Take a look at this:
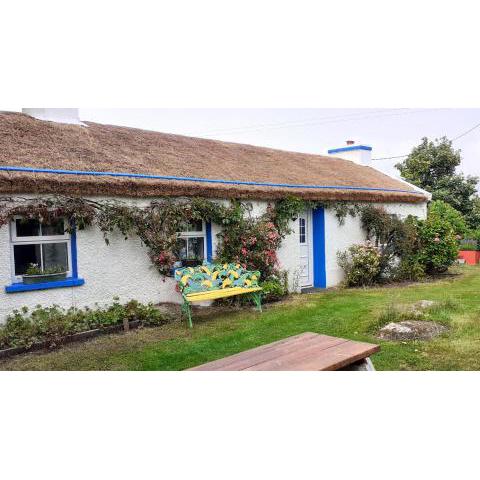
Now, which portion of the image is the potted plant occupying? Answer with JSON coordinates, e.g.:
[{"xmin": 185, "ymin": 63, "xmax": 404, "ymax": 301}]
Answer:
[
  {"xmin": 181, "ymin": 258, "xmax": 203, "ymax": 268},
  {"xmin": 22, "ymin": 263, "xmax": 67, "ymax": 284},
  {"xmin": 458, "ymin": 236, "xmax": 480, "ymax": 265}
]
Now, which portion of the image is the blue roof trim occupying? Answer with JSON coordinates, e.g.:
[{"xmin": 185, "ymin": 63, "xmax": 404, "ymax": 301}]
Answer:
[
  {"xmin": 328, "ymin": 145, "xmax": 372, "ymax": 154},
  {"xmin": 5, "ymin": 277, "xmax": 85, "ymax": 293},
  {"xmin": 0, "ymin": 165, "xmax": 424, "ymax": 196}
]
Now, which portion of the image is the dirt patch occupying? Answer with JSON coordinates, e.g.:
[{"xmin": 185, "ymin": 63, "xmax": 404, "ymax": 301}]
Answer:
[{"xmin": 378, "ymin": 320, "xmax": 447, "ymax": 341}]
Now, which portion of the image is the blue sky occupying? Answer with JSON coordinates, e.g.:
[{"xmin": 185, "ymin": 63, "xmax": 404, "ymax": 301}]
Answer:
[{"xmin": 79, "ymin": 109, "xmax": 480, "ymax": 181}]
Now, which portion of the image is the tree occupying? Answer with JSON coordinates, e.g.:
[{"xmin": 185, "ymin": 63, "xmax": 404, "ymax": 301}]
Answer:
[
  {"xmin": 432, "ymin": 174, "xmax": 479, "ymax": 220},
  {"xmin": 428, "ymin": 200, "xmax": 468, "ymax": 236},
  {"xmin": 396, "ymin": 137, "xmax": 480, "ymax": 228}
]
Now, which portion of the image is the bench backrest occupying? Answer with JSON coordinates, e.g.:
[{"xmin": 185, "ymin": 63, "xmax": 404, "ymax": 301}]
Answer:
[{"xmin": 175, "ymin": 262, "xmax": 261, "ymax": 295}]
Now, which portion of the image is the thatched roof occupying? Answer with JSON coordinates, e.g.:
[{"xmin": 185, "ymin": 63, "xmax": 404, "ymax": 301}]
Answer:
[{"xmin": 0, "ymin": 112, "xmax": 426, "ymax": 203}]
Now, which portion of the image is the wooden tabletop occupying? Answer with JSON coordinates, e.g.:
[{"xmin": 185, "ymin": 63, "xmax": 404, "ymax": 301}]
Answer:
[{"xmin": 188, "ymin": 332, "xmax": 380, "ymax": 371}]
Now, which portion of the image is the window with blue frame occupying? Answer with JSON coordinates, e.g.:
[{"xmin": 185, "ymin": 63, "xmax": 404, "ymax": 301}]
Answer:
[
  {"xmin": 176, "ymin": 220, "xmax": 206, "ymax": 267},
  {"xmin": 10, "ymin": 217, "xmax": 71, "ymax": 281},
  {"xmin": 5, "ymin": 217, "xmax": 84, "ymax": 293}
]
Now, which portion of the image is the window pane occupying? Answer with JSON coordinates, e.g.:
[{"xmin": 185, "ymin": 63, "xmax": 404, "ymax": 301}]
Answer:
[
  {"xmin": 13, "ymin": 244, "xmax": 41, "ymax": 275},
  {"xmin": 178, "ymin": 220, "xmax": 203, "ymax": 233},
  {"xmin": 176, "ymin": 238, "xmax": 188, "ymax": 260},
  {"xmin": 187, "ymin": 237, "xmax": 204, "ymax": 260},
  {"xmin": 16, "ymin": 219, "xmax": 40, "ymax": 237},
  {"xmin": 299, "ymin": 218, "xmax": 306, "ymax": 244},
  {"xmin": 42, "ymin": 242, "xmax": 68, "ymax": 271},
  {"xmin": 42, "ymin": 219, "xmax": 65, "ymax": 236}
]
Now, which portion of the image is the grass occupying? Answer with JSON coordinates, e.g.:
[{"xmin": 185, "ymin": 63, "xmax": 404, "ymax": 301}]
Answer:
[{"xmin": 1, "ymin": 265, "xmax": 480, "ymax": 371}]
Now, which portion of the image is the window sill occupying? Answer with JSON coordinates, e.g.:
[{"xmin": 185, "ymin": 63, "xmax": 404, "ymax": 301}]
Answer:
[{"xmin": 5, "ymin": 277, "xmax": 85, "ymax": 294}]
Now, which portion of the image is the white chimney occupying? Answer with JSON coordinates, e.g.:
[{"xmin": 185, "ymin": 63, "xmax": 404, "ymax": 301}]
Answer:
[
  {"xmin": 22, "ymin": 108, "xmax": 84, "ymax": 125},
  {"xmin": 328, "ymin": 140, "xmax": 372, "ymax": 167}
]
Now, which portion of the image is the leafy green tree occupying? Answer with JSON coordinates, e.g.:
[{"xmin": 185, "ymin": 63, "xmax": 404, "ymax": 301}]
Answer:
[
  {"xmin": 428, "ymin": 200, "xmax": 468, "ymax": 236},
  {"xmin": 432, "ymin": 174, "xmax": 479, "ymax": 220},
  {"xmin": 396, "ymin": 137, "xmax": 479, "ymax": 228}
]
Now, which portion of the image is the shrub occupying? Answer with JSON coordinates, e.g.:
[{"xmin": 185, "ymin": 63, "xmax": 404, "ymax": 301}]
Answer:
[
  {"xmin": 261, "ymin": 271, "xmax": 289, "ymax": 302},
  {"xmin": 395, "ymin": 257, "xmax": 426, "ymax": 281},
  {"xmin": 460, "ymin": 229, "xmax": 480, "ymax": 250},
  {"xmin": 417, "ymin": 215, "xmax": 458, "ymax": 274},
  {"xmin": 337, "ymin": 244, "xmax": 382, "ymax": 287},
  {"xmin": 459, "ymin": 242, "xmax": 479, "ymax": 251},
  {"xmin": 0, "ymin": 300, "xmax": 170, "ymax": 350},
  {"xmin": 428, "ymin": 200, "xmax": 468, "ymax": 236},
  {"xmin": 0, "ymin": 307, "xmax": 37, "ymax": 348},
  {"xmin": 354, "ymin": 206, "xmax": 460, "ymax": 286}
]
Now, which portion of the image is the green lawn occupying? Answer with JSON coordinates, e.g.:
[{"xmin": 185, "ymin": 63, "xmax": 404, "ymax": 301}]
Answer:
[{"xmin": 2, "ymin": 265, "xmax": 480, "ymax": 371}]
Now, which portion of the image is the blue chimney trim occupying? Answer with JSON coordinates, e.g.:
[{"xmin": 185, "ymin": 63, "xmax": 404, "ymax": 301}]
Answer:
[{"xmin": 328, "ymin": 145, "xmax": 372, "ymax": 154}]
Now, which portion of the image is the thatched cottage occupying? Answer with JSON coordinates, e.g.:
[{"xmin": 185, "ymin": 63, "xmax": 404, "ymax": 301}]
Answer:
[{"xmin": 0, "ymin": 109, "xmax": 430, "ymax": 322}]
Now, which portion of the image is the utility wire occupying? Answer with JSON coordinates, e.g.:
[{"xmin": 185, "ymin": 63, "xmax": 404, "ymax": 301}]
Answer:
[
  {"xmin": 371, "ymin": 154, "xmax": 409, "ymax": 161},
  {"xmin": 372, "ymin": 119, "xmax": 480, "ymax": 161},
  {"xmin": 451, "ymin": 121, "xmax": 480, "ymax": 141},
  {"xmin": 190, "ymin": 108, "xmax": 422, "ymax": 137},
  {"xmin": 189, "ymin": 108, "xmax": 405, "ymax": 136}
]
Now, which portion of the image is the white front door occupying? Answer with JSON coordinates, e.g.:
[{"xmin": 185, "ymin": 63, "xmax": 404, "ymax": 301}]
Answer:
[{"xmin": 298, "ymin": 211, "xmax": 313, "ymax": 288}]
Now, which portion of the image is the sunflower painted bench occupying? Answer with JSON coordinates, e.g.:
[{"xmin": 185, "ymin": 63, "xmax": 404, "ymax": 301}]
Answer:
[{"xmin": 174, "ymin": 262, "xmax": 262, "ymax": 328}]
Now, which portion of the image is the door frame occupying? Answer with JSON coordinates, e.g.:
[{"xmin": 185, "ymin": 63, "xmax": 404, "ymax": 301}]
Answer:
[{"xmin": 312, "ymin": 207, "xmax": 326, "ymax": 288}]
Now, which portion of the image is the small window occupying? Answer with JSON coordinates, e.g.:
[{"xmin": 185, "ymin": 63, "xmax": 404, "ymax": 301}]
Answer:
[
  {"xmin": 10, "ymin": 217, "xmax": 71, "ymax": 280},
  {"xmin": 176, "ymin": 220, "xmax": 206, "ymax": 266},
  {"xmin": 178, "ymin": 220, "xmax": 203, "ymax": 233},
  {"xmin": 299, "ymin": 217, "xmax": 306, "ymax": 244}
]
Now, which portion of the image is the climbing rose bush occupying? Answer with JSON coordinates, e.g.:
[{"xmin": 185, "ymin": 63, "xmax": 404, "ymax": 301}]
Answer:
[{"xmin": 217, "ymin": 217, "xmax": 282, "ymax": 279}]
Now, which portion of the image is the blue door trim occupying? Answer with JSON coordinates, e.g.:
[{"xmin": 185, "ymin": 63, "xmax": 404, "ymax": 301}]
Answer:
[
  {"xmin": 71, "ymin": 226, "xmax": 79, "ymax": 279},
  {"xmin": 312, "ymin": 207, "xmax": 326, "ymax": 288},
  {"xmin": 206, "ymin": 222, "xmax": 213, "ymax": 262}
]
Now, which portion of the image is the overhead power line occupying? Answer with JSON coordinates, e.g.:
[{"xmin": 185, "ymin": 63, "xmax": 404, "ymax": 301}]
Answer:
[
  {"xmin": 190, "ymin": 108, "xmax": 430, "ymax": 137},
  {"xmin": 451, "ymin": 121, "xmax": 480, "ymax": 141},
  {"xmin": 372, "ymin": 119, "xmax": 480, "ymax": 161},
  {"xmin": 371, "ymin": 154, "xmax": 409, "ymax": 161},
  {"xmin": 189, "ymin": 108, "xmax": 404, "ymax": 136}
]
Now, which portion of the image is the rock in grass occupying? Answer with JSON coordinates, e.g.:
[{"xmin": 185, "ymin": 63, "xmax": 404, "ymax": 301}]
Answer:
[{"xmin": 378, "ymin": 320, "xmax": 447, "ymax": 341}]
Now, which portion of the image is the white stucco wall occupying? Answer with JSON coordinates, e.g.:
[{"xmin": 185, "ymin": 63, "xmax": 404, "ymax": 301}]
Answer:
[
  {"xmin": 324, "ymin": 201, "xmax": 428, "ymax": 287},
  {"xmin": 0, "ymin": 213, "xmax": 183, "ymax": 322},
  {"xmin": 0, "ymin": 195, "xmax": 428, "ymax": 323}
]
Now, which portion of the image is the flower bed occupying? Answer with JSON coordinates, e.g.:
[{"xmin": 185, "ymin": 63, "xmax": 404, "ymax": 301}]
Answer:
[
  {"xmin": 0, "ymin": 299, "xmax": 172, "ymax": 357},
  {"xmin": 0, "ymin": 319, "xmax": 142, "ymax": 359}
]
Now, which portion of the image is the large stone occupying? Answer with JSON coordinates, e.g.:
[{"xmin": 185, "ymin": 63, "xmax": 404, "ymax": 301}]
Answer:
[
  {"xmin": 378, "ymin": 320, "xmax": 447, "ymax": 341},
  {"xmin": 381, "ymin": 322, "xmax": 413, "ymax": 334}
]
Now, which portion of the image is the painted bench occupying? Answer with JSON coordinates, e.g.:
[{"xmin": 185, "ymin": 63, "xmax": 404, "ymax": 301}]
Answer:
[{"xmin": 174, "ymin": 262, "xmax": 262, "ymax": 328}]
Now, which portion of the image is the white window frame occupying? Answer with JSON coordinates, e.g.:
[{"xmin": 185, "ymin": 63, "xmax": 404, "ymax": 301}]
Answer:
[
  {"xmin": 299, "ymin": 217, "xmax": 307, "ymax": 244},
  {"xmin": 10, "ymin": 216, "xmax": 72, "ymax": 282},
  {"xmin": 177, "ymin": 220, "xmax": 206, "ymax": 261}
]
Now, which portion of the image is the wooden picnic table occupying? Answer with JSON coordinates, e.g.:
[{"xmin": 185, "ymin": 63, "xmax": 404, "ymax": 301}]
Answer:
[{"xmin": 188, "ymin": 332, "xmax": 380, "ymax": 371}]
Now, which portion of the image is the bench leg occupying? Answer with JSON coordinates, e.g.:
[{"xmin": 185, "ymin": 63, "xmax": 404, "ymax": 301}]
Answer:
[
  {"xmin": 251, "ymin": 292, "xmax": 262, "ymax": 312},
  {"xmin": 181, "ymin": 300, "xmax": 193, "ymax": 328},
  {"xmin": 340, "ymin": 357, "xmax": 376, "ymax": 371}
]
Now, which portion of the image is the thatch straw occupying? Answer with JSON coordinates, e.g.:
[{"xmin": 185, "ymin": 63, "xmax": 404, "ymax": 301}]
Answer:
[{"xmin": 0, "ymin": 112, "xmax": 426, "ymax": 203}]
